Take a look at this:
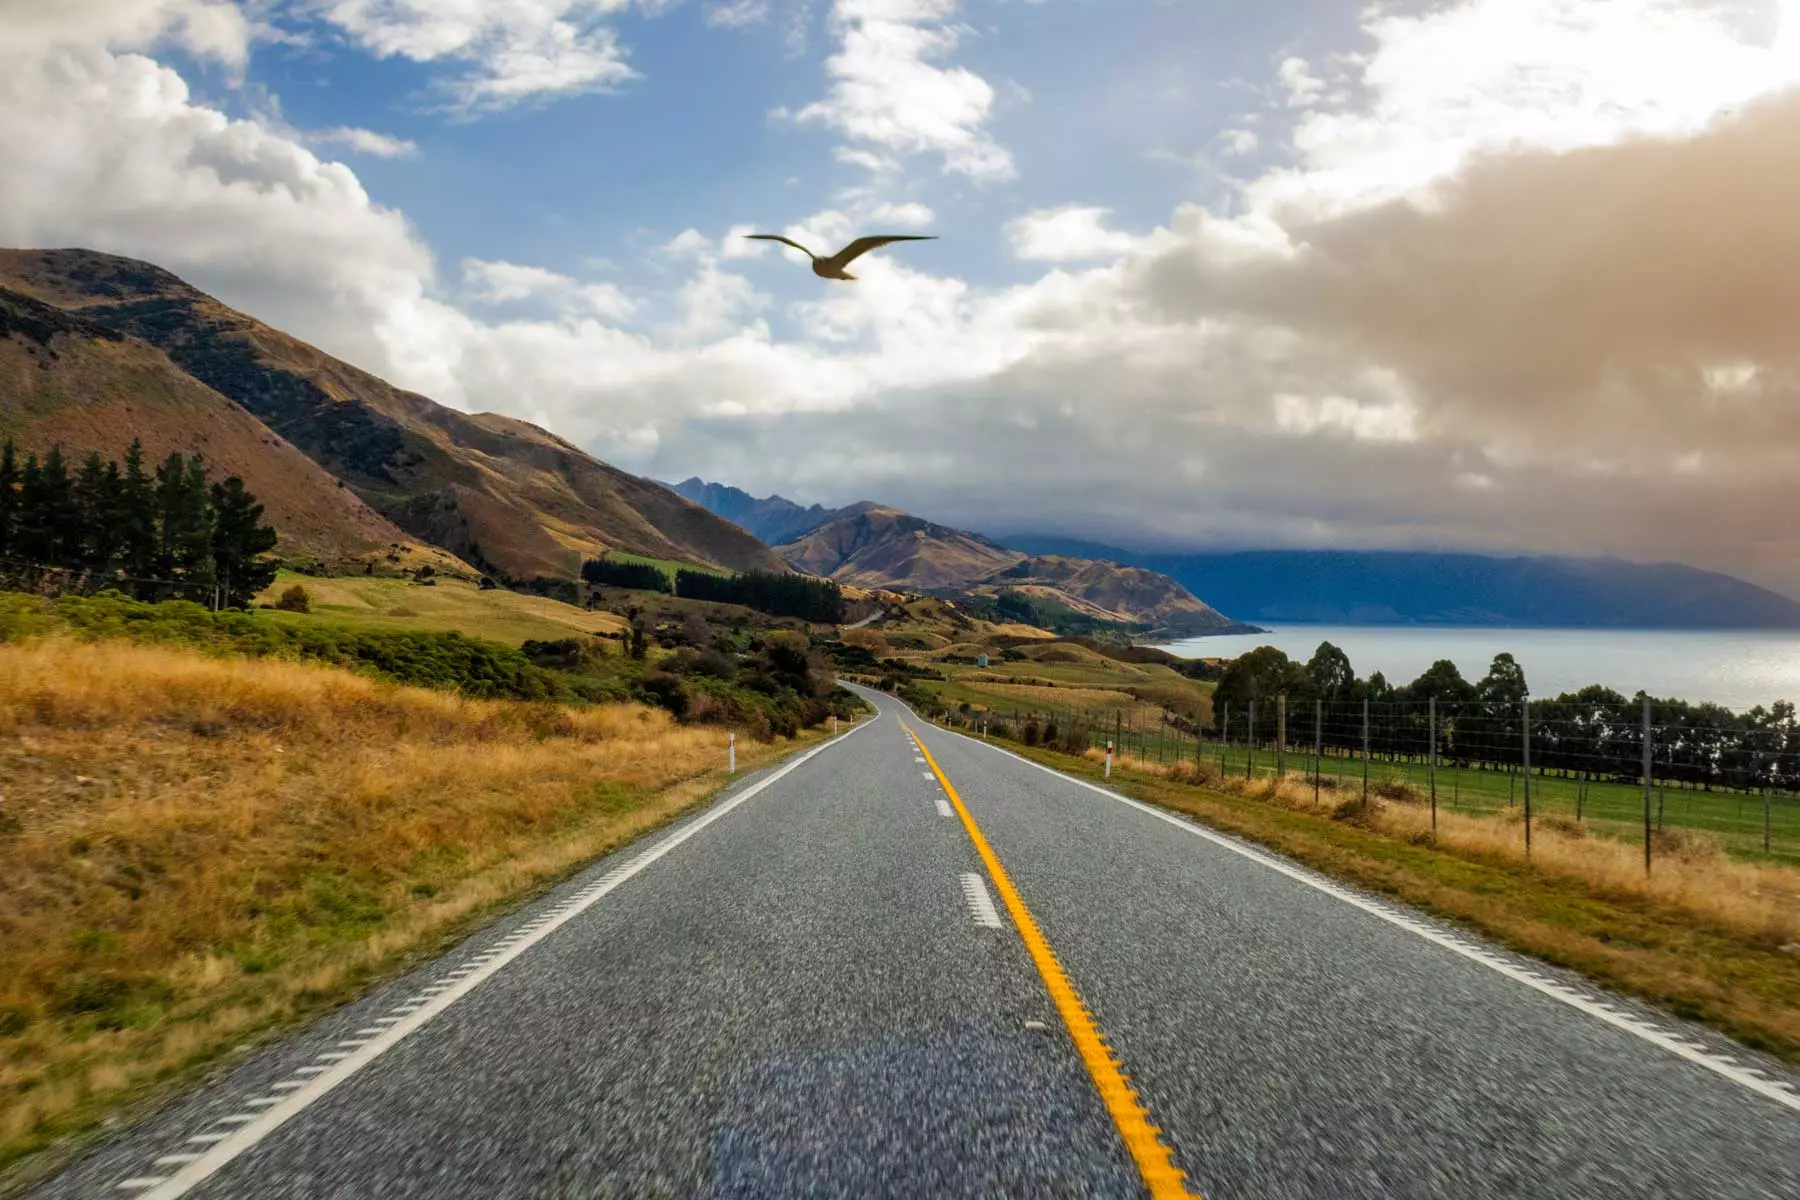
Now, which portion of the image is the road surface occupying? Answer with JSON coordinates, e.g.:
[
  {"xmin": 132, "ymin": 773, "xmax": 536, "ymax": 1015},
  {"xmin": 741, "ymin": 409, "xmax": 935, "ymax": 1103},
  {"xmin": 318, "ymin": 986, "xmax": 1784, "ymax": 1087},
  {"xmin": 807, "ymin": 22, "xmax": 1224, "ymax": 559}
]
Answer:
[{"xmin": 33, "ymin": 685, "xmax": 1800, "ymax": 1198}]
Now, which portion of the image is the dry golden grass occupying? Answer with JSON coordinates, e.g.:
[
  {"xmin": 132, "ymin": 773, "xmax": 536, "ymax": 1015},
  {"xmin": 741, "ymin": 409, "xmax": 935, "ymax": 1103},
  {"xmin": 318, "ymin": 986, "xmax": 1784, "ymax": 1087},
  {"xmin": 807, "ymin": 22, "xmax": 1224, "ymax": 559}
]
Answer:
[
  {"xmin": 0, "ymin": 638, "xmax": 820, "ymax": 1171},
  {"xmin": 1089, "ymin": 748, "xmax": 1800, "ymax": 947}
]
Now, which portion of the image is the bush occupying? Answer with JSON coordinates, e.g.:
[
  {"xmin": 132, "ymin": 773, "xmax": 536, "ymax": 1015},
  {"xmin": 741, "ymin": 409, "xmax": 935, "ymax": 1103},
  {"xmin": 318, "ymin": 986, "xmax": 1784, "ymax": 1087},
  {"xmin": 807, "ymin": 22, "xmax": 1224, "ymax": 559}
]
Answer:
[
  {"xmin": 275, "ymin": 584, "xmax": 311, "ymax": 613},
  {"xmin": 634, "ymin": 672, "xmax": 689, "ymax": 718}
]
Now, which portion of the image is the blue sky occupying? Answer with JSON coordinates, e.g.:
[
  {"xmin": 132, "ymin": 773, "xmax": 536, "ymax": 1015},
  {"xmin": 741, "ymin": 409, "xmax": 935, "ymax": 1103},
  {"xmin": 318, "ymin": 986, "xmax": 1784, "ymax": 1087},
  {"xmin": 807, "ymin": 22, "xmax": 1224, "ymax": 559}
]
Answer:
[{"xmin": 8, "ymin": 1, "xmax": 1800, "ymax": 592}]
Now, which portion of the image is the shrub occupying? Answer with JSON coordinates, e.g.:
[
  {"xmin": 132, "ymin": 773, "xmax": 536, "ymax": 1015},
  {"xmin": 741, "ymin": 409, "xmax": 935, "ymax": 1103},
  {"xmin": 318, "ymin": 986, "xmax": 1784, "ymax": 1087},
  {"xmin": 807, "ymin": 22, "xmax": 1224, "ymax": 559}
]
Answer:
[{"xmin": 275, "ymin": 584, "xmax": 311, "ymax": 613}]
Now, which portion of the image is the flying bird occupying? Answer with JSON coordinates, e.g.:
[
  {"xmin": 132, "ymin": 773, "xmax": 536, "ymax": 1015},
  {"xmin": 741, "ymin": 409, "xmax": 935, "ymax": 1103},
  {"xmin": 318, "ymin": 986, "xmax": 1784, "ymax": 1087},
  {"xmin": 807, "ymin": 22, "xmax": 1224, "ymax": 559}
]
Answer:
[{"xmin": 743, "ymin": 233, "xmax": 937, "ymax": 281}]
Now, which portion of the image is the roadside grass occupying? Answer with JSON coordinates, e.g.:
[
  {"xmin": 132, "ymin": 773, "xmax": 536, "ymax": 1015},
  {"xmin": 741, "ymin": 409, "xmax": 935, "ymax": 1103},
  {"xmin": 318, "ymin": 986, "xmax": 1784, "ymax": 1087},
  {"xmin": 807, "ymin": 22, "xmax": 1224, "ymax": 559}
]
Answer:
[
  {"xmin": 1065, "ymin": 730, "xmax": 1800, "ymax": 868},
  {"xmin": 255, "ymin": 570, "xmax": 627, "ymax": 644},
  {"xmin": 0, "ymin": 637, "xmax": 836, "ymax": 1182},
  {"xmin": 958, "ymin": 730, "xmax": 1800, "ymax": 1064}
]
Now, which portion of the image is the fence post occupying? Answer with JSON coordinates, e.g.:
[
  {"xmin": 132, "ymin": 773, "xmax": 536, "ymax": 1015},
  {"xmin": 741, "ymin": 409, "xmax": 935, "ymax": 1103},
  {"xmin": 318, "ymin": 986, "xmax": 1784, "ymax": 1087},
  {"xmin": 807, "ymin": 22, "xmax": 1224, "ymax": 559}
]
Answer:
[
  {"xmin": 1642, "ymin": 695, "xmax": 1653, "ymax": 875},
  {"xmin": 1247, "ymin": 700, "xmax": 1256, "ymax": 781},
  {"xmin": 1277, "ymin": 695, "xmax": 1287, "ymax": 779},
  {"xmin": 1313, "ymin": 698, "xmax": 1322, "ymax": 806},
  {"xmin": 1115, "ymin": 710, "xmax": 1123, "ymax": 761},
  {"xmin": 729, "ymin": 731, "xmax": 737, "ymax": 775},
  {"xmin": 1361, "ymin": 697, "xmax": 1370, "ymax": 808},
  {"xmin": 1428, "ymin": 695, "xmax": 1438, "ymax": 835},
  {"xmin": 1522, "ymin": 697, "xmax": 1533, "ymax": 860}
]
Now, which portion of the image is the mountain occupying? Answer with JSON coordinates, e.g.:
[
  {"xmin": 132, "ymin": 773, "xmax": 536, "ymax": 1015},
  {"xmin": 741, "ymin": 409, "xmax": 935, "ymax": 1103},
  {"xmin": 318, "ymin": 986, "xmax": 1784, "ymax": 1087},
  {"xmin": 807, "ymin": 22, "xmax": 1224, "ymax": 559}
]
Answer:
[
  {"xmin": 0, "ymin": 249, "xmax": 784, "ymax": 581},
  {"xmin": 779, "ymin": 502, "xmax": 1024, "ymax": 591},
  {"xmin": 669, "ymin": 486, "xmax": 1251, "ymax": 634},
  {"xmin": 1000, "ymin": 540, "xmax": 1800, "ymax": 630},
  {"xmin": 668, "ymin": 478, "xmax": 838, "ymax": 546},
  {"xmin": 0, "ymin": 284, "xmax": 465, "ymax": 572}
]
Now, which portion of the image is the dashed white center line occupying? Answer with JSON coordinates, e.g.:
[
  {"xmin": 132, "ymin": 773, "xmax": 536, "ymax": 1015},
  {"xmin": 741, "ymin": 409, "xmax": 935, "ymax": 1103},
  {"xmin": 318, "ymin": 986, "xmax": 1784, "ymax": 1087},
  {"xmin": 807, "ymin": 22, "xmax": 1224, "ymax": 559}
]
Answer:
[
  {"xmin": 960, "ymin": 873, "xmax": 1005, "ymax": 929},
  {"xmin": 935, "ymin": 798, "xmax": 953, "ymax": 818},
  {"xmin": 922, "ymin": 771, "xmax": 934, "ymax": 780},
  {"xmin": 153, "ymin": 1156, "xmax": 201, "ymax": 1167},
  {"xmin": 117, "ymin": 1179, "xmax": 166, "ymax": 1191}
]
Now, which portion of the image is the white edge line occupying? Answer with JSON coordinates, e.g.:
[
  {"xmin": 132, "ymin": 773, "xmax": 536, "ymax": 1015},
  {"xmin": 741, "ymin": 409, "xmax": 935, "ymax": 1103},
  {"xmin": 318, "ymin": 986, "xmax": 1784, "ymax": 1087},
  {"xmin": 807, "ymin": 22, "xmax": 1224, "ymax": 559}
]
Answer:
[
  {"xmin": 134, "ymin": 714, "xmax": 878, "ymax": 1198},
  {"xmin": 895, "ymin": 700, "xmax": 1800, "ymax": 1115}
]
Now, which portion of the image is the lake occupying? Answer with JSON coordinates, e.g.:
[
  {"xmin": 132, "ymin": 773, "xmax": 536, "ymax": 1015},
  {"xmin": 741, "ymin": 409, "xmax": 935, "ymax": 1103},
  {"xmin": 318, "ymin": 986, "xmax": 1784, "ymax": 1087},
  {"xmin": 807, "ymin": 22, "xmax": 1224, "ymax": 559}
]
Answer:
[{"xmin": 1155, "ymin": 625, "xmax": 1800, "ymax": 711}]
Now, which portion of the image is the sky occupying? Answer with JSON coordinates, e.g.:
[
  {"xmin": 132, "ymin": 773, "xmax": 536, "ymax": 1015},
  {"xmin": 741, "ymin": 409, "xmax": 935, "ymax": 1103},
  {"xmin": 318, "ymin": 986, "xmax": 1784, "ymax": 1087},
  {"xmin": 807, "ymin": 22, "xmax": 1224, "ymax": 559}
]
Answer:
[{"xmin": 6, "ymin": 1, "xmax": 1800, "ymax": 592}]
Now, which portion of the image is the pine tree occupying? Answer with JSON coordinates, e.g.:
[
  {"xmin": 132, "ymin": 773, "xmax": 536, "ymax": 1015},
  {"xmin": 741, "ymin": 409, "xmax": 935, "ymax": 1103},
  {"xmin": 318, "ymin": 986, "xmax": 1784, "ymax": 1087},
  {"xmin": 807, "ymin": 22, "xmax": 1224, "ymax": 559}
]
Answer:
[
  {"xmin": 117, "ymin": 440, "xmax": 158, "ymax": 589},
  {"xmin": 180, "ymin": 453, "xmax": 217, "ymax": 595},
  {"xmin": 16, "ymin": 451, "xmax": 52, "ymax": 563},
  {"xmin": 0, "ymin": 440, "xmax": 16, "ymax": 561},
  {"xmin": 154, "ymin": 451, "xmax": 188, "ymax": 593},
  {"xmin": 72, "ymin": 451, "xmax": 111, "ymax": 572},
  {"xmin": 210, "ymin": 476, "xmax": 279, "ymax": 607}
]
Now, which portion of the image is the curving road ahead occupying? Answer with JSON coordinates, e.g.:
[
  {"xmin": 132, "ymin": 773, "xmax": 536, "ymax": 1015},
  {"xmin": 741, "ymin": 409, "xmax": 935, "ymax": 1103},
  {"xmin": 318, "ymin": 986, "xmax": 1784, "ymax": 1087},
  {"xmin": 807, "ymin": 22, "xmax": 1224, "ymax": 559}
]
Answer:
[{"xmin": 33, "ymin": 686, "xmax": 1800, "ymax": 1199}]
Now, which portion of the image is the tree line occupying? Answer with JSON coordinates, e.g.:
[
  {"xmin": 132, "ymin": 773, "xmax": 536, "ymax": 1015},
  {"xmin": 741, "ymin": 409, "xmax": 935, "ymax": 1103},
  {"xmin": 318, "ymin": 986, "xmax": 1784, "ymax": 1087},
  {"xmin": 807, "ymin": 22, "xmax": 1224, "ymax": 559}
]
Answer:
[
  {"xmin": 0, "ymin": 440, "xmax": 279, "ymax": 608},
  {"xmin": 579, "ymin": 555, "xmax": 846, "ymax": 623},
  {"xmin": 1211, "ymin": 641, "xmax": 1800, "ymax": 793}
]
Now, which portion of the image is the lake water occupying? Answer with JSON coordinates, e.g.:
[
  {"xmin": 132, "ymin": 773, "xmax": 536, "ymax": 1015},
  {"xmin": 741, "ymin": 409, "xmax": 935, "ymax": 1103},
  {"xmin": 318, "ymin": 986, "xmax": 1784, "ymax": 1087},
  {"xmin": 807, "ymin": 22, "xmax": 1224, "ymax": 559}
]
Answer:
[{"xmin": 1156, "ymin": 625, "xmax": 1800, "ymax": 712}]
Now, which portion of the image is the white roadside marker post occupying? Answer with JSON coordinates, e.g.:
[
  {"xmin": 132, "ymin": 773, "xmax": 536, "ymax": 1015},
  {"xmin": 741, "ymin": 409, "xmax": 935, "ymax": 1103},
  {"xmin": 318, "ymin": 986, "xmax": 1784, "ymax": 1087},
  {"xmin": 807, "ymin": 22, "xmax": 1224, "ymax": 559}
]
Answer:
[
  {"xmin": 729, "ymin": 732, "xmax": 736, "ymax": 774},
  {"xmin": 833, "ymin": 715, "xmax": 839, "ymax": 736},
  {"xmin": 1105, "ymin": 740, "xmax": 1114, "ymax": 779}
]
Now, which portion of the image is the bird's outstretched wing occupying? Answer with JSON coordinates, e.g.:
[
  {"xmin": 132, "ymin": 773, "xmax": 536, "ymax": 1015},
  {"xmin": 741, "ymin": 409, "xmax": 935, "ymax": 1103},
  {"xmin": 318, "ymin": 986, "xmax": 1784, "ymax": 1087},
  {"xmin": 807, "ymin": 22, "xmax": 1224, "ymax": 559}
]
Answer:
[
  {"xmin": 744, "ymin": 234, "xmax": 816, "ymax": 259},
  {"xmin": 835, "ymin": 235, "xmax": 937, "ymax": 265}
]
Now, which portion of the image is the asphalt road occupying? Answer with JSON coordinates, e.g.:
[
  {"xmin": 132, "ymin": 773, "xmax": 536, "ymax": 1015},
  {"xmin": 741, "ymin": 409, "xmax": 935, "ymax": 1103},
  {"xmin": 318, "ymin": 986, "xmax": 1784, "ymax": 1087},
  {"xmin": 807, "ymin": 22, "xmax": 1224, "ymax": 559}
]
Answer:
[{"xmin": 33, "ymin": 686, "xmax": 1800, "ymax": 1199}]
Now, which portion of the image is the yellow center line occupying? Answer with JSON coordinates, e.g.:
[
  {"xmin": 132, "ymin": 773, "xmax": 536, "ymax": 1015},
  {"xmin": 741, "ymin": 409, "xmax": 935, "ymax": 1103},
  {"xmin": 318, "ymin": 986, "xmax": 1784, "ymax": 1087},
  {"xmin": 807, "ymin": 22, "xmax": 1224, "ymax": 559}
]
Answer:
[{"xmin": 904, "ymin": 722, "xmax": 1200, "ymax": 1200}]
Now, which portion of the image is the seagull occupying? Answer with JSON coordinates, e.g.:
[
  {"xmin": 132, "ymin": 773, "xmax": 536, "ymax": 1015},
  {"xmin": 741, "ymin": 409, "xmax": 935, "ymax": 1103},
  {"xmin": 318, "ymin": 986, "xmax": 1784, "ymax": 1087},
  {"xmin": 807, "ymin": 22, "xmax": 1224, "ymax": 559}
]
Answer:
[{"xmin": 743, "ymin": 233, "xmax": 937, "ymax": 281}]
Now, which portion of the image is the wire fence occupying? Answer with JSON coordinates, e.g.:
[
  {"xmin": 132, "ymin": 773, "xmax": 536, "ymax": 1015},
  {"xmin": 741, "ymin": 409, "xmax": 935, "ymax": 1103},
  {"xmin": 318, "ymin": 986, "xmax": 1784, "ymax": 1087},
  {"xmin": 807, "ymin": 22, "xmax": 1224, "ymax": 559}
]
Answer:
[
  {"xmin": 935, "ymin": 695, "xmax": 1800, "ymax": 869},
  {"xmin": 0, "ymin": 553, "xmax": 226, "ymax": 608}
]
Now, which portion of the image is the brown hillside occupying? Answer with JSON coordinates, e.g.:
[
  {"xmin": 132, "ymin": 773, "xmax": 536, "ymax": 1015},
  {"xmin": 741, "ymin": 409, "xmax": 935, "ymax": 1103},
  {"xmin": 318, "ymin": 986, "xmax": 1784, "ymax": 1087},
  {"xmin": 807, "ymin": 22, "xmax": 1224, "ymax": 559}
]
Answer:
[
  {"xmin": 0, "ymin": 286, "xmax": 461, "ymax": 572},
  {"xmin": 993, "ymin": 555, "xmax": 1238, "ymax": 633},
  {"xmin": 0, "ymin": 249, "xmax": 784, "ymax": 581},
  {"xmin": 778, "ymin": 502, "xmax": 1025, "ymax": 589},
  {"xmin": 776, "ymin": 499, "xmax": 1239, "ymax": 632}
]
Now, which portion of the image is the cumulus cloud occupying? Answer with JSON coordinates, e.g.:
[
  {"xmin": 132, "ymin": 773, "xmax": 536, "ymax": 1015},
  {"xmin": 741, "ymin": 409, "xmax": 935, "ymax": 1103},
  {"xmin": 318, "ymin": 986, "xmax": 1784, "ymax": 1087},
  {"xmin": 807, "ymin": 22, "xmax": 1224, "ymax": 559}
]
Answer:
[
  {"xmin": 15, "ymin": 0, "xmax": 1800, "ymax": 596},
  {"xmin": 1005, "ymin": 206, "xmax": 1149, "ymax": 262},
  {"xmin": 794, "ymin": 0, "xmax": 1015, "ymax": 179},
  {"xmin": 310, "ymin": 125, "xmax": 420, "ymax": 158},
  {"xmin": 315, "ymin": 0, "xmax": 642, "ymax": 112},
  {"xmin": 0, "ymin": 0, "xmax": 252, "ymax": 65},
  {"xmin": 462, "ymin": 258, "xmax": 634, "ymax": 320}
]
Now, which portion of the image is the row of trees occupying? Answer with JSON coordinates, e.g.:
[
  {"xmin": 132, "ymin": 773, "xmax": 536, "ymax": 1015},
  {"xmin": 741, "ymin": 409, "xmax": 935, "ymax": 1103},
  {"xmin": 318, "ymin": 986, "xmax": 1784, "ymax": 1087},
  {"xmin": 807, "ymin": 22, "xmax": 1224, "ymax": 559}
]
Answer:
[
  {"xmin": 579, "ymin": 555, "xmax": 846, "ymax": 623},
  {"xmin": 0, "ymin": 440, "xmax": 279, "ymax": 608},
  {"xmin": 673, "ymin": 569, "xmax": 845, "ymax": 623},
  {"xmin": 1212, "ymin": 641, "xmax": 1800, "ymax": 792}
]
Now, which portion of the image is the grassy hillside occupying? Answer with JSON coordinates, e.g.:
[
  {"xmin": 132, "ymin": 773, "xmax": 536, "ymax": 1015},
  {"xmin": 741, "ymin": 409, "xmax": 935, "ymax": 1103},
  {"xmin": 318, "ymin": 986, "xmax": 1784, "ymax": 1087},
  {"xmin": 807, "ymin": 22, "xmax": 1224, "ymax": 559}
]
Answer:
[
  {"xmin": 0, "ymin": 249, "xmax": 784, "ymax": 582},
  {"xmin": 256, "ymin": 571, "xmax": 628, "ymax": 645},
  {"xmin": 0, "ymin": 286, "xmax": 458, "ymax": 573},
  {"xmin": 0, "ymin": 635, "xmax": 846, "ymax": 1177}
]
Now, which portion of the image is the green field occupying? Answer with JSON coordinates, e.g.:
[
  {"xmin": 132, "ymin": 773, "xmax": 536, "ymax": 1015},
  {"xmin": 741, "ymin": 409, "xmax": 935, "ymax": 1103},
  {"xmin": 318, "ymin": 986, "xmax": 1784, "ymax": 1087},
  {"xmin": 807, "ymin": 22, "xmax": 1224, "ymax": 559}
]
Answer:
[
  {"xmin": 257, "ymin": 570, "xmax": 626, "ymax": 645},
  {"xmin": 1046, "ymin": 719, "xmax": 1800, "ymax": 866},
  {"xmin": 603, "ymin": 552, "xmax": 730, "ymax": 587}
]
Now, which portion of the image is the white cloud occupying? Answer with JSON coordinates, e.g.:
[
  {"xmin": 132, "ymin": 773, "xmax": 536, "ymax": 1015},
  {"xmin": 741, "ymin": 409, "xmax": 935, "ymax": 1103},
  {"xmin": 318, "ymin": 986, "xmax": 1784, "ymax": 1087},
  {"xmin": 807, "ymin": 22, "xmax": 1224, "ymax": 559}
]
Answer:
[
  {"xmin": 316, "ymin": 0, "xmax": 641, "ymax": 112},
  {"xmin": 794, "ymin": 0, "xmax": 1015, "ymax": 180},
  {"xmin": 18, "ymin": 0, "xmax": 1800, "ymax": 595},
  {"xmin": 867, "ymin": 201, "xmax": 934, "ymax": 228},
  {"xmin": 0, "ymin": 0, "xmax": 252, "ymax": 66},
  {"xmin": 705, "ymin": 0, "xmax": 770, "ymax": 27},
  {"xmin": 1277, "ymin": 56, "xmax": 1323, "ymax": 108},
  {"xmin": 1005, "ymin": 206, "xmax": 1148, "ymax": 262},
  {"xmin": 1218, "ymin": 128, "xmax": 1258, "ymax": 156},
  {"xmin": 462, "ymin": 258, "xmax": 634, "ymax": 320},
  {"xmin": 310, "ymin": 125, "xmax": 421, "ymax": 159}
]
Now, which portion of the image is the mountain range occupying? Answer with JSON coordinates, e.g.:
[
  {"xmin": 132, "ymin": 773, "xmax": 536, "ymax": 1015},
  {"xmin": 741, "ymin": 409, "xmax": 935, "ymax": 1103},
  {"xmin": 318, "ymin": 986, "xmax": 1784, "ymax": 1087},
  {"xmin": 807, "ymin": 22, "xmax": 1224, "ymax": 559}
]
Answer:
[
  {"xmin": 0, "ymin": 249, "xmax": 779, "ymax": 581},
  {"xmin": 669, "ymin": 480, "xmax": 1252, "ymax": 635},
  {"xmin": 1002, "ymin": 540, "xmax": 1800, "ymax": 631}
]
